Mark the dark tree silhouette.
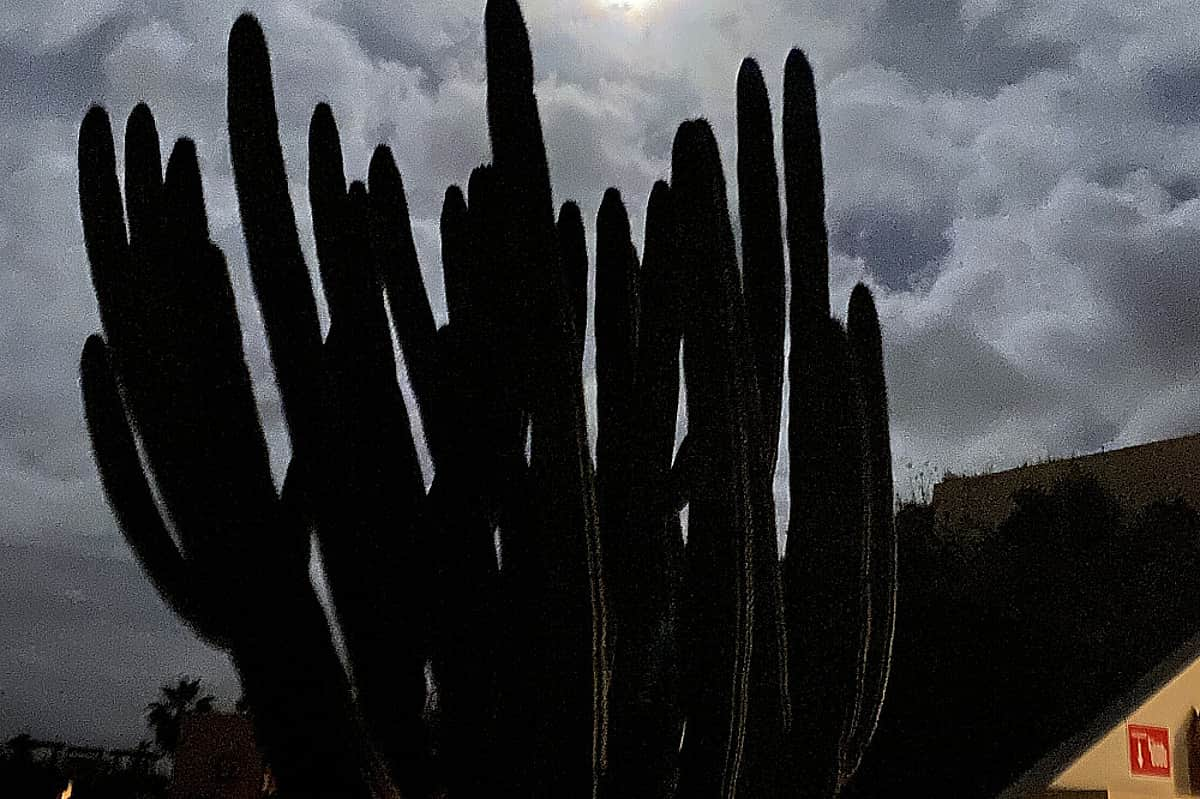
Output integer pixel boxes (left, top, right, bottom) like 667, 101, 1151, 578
145, 678, 215, 755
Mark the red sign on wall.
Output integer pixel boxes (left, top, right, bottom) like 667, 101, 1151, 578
1128, 724, 1171, 778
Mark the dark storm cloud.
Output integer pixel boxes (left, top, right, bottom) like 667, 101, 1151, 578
830, 203, 951, 290
863, 0, 1076, 97
0, 13, 134, 118
1143, 62, 1200, 125
333, 6, 446, 94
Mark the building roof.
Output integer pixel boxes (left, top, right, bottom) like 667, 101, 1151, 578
933, 432, 1200, 532
997, 627, 1200, 798
846, 434, 1200, 799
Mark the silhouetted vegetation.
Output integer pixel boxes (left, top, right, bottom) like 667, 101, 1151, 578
75, 1, 899, 797
847, 477, 1200, 799
0, 677, 234, 798
1, 734, 166, 799
145, 677, 215, 756
61, 1, 1200, 796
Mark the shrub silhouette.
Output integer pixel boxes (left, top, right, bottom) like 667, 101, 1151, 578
77, 1, 897, 796
853, 478, 1200, 799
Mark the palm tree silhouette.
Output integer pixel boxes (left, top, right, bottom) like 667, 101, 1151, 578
145, 677, 215, 755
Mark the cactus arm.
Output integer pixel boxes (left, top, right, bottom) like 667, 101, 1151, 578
638, 183, 684, 516
422, 335, 505, 797
636, 181, 687, 789
784, 319, 868, 799
460, 162, 529, 544
840, 285, 898, 785
228, 578, 397, 799
80, 335, 228, 649
466, 163, 528, 476
78, 105, 163, 455
123, 103, 163, 249
81, 108, 279, 563
485, 0, 553, 226
367, 145, 443, 461
735, 58, 794, 797
485, 0, 550, 389
154, 140, 280, 560
307, 103, 351, 324
439, 177, 521, 486
593, 187, 645, 796
736, 57, 786, 474
162, 138, 210, 240
364, 147, 434, 345
307, 99, 437, 795
313, 181, 433, 795
485, 2, 608, 794
79, 107, 133, 349
441, 184, 473, 326
599, 179, 687, 798
780, 47, 878, 798
595, 187, 641, 513
227, 14, 325, 458
485, 0, 565, 400
783, 48, 829, 321
558, 200, 589, 367
465, 164, 499, 334
80, 102, 281, 611
671, 118, 757, 799
432, 173, 529, 795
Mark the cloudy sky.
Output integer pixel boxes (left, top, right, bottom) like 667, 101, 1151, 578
3, 0, 1200, 748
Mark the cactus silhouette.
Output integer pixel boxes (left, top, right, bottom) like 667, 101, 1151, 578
78, 102, 386, 798
76, 1, 896, 797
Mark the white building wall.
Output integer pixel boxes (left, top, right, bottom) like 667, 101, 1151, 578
1052, 654, 1200, 798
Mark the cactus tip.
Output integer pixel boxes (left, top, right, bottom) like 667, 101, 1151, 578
311, 102, 336, 130
81, 105, 112, 141
558, 199, 583, 229
738, 56, 764, 86
230, 13, 266, 48
600, 187, 624, 210
369, 144, 398, 185
785, 48, 814, 81
128, 102, 155, 129
848, 283, 879, 324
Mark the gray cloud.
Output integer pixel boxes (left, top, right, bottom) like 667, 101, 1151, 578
0, 12, 135, 118
863, 0, 1076, 97
0, 542, 238, 748
830, 203, 951, 290
887, 317, 1051, 439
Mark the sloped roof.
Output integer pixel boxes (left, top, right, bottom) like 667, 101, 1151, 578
996, 627, 1200, 798
934, 433, 1200, 532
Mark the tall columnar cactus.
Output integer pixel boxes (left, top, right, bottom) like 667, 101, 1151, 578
308, 111, 434, 795
595, 183, 687, 798
78, 100, 387, 798
76, 1, 896, 797
843, 283, 898, 784
778, 48, 897, 798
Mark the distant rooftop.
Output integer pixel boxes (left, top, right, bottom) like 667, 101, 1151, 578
932, 432, 1200, 532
